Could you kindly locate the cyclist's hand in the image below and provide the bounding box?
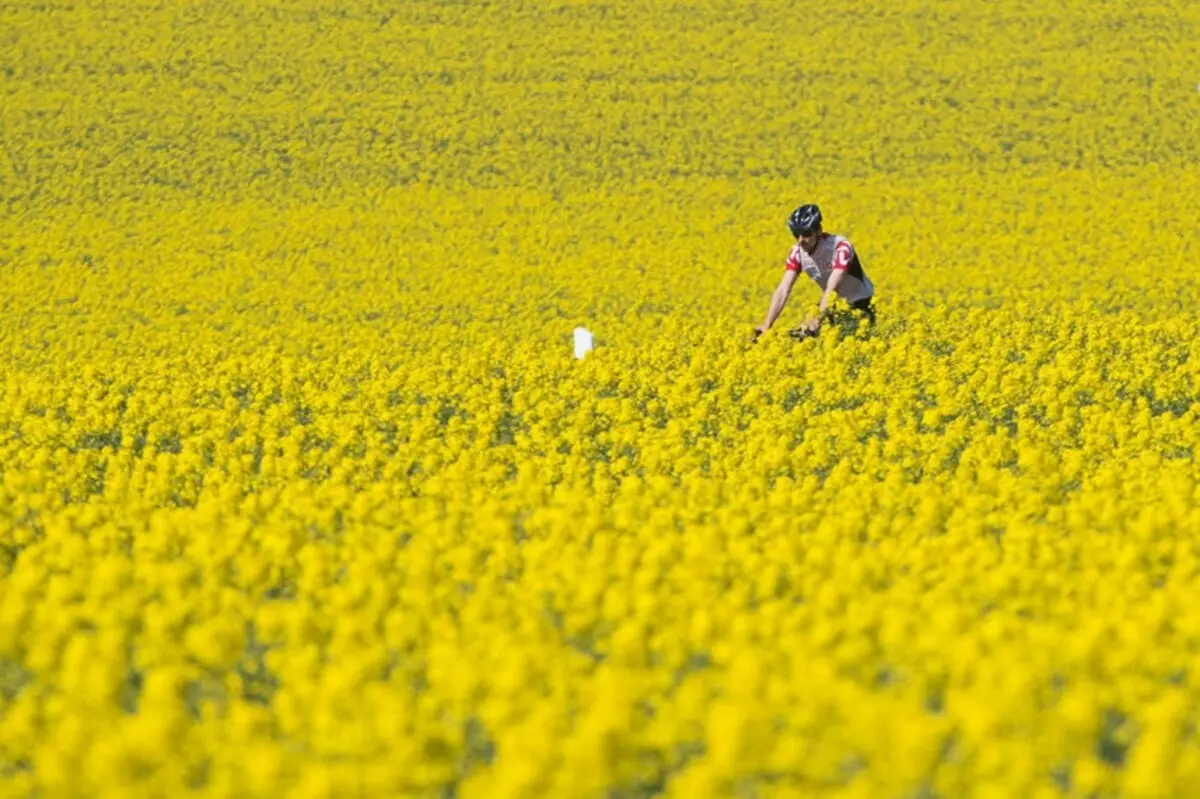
[789,318,821,340]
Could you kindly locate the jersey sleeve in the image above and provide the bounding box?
[784,246,802,272]
[832,240,854,272]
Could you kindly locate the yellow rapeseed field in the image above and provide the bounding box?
[2,0,1199,796]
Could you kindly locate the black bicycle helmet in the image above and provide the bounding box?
[788,204,822,237]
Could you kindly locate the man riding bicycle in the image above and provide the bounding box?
[753,204,876,341]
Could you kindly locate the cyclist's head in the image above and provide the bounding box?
[788,204,822,239]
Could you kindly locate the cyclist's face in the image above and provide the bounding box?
[797,229,821,253]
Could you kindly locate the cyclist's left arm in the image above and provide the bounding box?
[818,269,846,316]
[816,241,855,318]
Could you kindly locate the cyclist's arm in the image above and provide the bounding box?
[817,269,846,316]
[814,242,855,322]
[758,269,799,331]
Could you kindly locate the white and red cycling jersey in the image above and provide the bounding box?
[785,233,874,303]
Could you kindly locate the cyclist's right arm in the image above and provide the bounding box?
[757,268,799,333]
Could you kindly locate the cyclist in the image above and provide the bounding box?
[753,204,876,341]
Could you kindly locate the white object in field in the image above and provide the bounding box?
[573,327,594,359]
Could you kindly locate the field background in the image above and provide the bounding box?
[2,0,1200,797]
